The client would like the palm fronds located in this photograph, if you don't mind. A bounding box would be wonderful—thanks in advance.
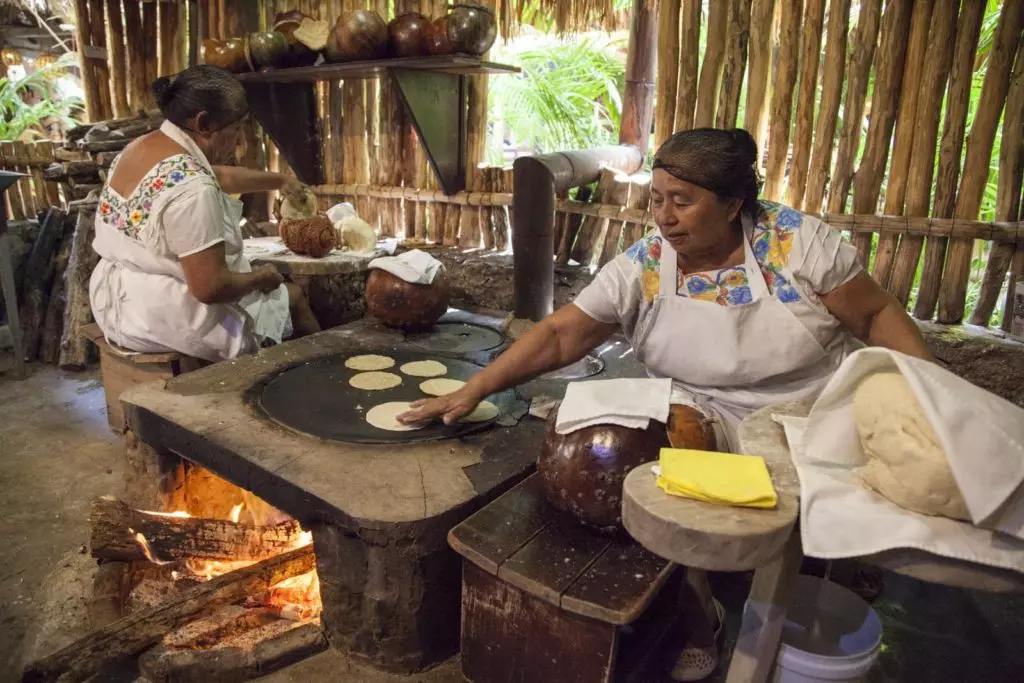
[0,51,83,141]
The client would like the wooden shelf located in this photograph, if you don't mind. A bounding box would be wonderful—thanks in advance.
[235,55,519,83]
[236,56,519,194]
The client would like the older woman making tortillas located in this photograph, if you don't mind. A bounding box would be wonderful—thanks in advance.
[89,65,320,362]
[401,128,935,680]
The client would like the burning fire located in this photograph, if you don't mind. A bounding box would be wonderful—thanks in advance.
[131,502,320,621]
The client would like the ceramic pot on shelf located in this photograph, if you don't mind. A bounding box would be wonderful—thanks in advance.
[201,38,249,73]
[387,12,432,59]
[247,31,291,70]
[272,10,320,68]
[325,9,388,63]
[444,3,497,56]
[364,269,450,331]
[425,16,453,56]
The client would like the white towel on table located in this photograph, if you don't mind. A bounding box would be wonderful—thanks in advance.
[774,347,1024,573]
[369,249,443,285]
[555,378,672,435]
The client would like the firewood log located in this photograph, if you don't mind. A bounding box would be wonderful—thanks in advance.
[18,209,66,361]
[41,219,75,365]
[89,497,304,563]
[20,545,315,683]
[58,209,100,370]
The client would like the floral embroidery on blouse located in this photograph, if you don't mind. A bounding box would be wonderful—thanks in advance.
[623,200,803,306]
[98,154,211,240]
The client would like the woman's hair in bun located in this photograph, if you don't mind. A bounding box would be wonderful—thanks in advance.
[653,127,763,218]
[151,65,248,132]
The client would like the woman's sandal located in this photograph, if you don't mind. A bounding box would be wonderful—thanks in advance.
[670,598,726,682]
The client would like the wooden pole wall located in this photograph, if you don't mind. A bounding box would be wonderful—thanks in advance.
[803,0,850,213]
[716,0,753,129]
[826,0,881,214]
[939,2,1024,324]
[743,0,776,155]
[104,0,130,119]
[849,0,913,265]
[694,0,727,128]
[654,0,681,145]
[887,0,959,306]
[673,0,701,131]
[620,0,657,152]
[762,0,802,201]
[87,0,113,119]
[783,0,825,209]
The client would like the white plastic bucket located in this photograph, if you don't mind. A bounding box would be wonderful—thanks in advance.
[771,575,883,683]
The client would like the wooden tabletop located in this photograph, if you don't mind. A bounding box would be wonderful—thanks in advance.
[621,402,805,572]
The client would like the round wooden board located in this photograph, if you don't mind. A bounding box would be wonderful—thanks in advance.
[622,402,804,572]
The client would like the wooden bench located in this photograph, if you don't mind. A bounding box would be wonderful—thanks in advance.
[81,323,204,432]
[449,473,683,683]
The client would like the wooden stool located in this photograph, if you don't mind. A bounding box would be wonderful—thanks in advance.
[82,323,204,433]
[449,473,682,683]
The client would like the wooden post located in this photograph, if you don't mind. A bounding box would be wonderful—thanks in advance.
[694,0,727,129]
[12,141,37,216]
[871,0,934,288]
[849,0,913,265]
[655,0,682,146]
[783,0,825,209]
[87,0,113,119]
[716,0,753,130]
[169,0,188,73]
[913,0,984,321]
[803,0,850,213]
[972,44,1024,327]
[887,0,959,306]
[743,0,776,155]
[674,0,701,132]
[619,0,657,153]
[938,2,1024,324]
[123,0,148,113]
[826,0,881,214]
[762,0,802,201]
[104,0,130,119]
[1,143,26,221]
[142,1,159,109]
[73,0,103,122]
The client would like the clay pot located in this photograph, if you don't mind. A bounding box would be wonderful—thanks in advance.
[201,38,248,73]
[444,3,497,56]
[325,10,388,63]
[426,17,453,56]
[272,11,319,67]
[387,12,431,59]
[538,404,717,533]
[247,31,291,70]
[365,269,450,331]
[279,216,337,258]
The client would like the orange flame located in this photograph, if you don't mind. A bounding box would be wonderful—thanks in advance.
[129,528,171,565]
[230,503,244,524]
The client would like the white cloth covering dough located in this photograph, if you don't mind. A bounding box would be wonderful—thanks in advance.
[366,402,426,432]
[420,378,466,396]
[400,360,448,378]
[345,354,396,371]
[460,401,499,423]
[349,371,402,391]
[853,371,970,521]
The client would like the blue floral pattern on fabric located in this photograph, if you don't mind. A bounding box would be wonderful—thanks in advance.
[98,154,211,240]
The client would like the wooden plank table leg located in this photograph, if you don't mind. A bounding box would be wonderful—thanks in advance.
[725,532,803,683]
[0,233,26,378]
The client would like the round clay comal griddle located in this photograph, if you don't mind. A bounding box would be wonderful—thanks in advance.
[256,350,516,444]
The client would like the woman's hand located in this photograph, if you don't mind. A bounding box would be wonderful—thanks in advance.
[398,386,485,426]
[252,265,284,293]
[280,176,307,198]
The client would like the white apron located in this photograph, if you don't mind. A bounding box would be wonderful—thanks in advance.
[633,224,854,450]
[89,122,290,362]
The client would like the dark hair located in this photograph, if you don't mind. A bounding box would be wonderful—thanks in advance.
[653,128,762,218]
[152,65,248,132]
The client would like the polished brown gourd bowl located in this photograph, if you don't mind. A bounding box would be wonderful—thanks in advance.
[364,269,450,331]
[325,9,388,63]
[538,404,717,533]
[444,3,497,56]
[387,12,432,59]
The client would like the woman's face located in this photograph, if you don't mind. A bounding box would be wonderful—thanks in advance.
[206,117,247,165]
[650,168,742,257]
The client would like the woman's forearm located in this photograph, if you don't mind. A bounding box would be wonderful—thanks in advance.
[867,302,934,361]
[198,271,264,304]
[213,166,288,195]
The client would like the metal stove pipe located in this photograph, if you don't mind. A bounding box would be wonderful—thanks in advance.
[511,145,645,322]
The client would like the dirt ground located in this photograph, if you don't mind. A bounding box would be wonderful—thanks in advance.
[2,361,1024,683]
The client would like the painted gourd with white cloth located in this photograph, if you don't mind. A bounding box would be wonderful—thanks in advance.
[365,250,450,331]
[539,400,717,534]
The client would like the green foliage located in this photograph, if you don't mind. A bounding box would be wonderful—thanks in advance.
[0,52,83,141]
[487,33,626,164]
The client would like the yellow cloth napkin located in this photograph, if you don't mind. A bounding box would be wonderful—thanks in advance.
[656,448,778,509]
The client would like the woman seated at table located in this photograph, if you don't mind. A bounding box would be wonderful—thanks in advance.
[89,65,320,363]
[401,128,934,680]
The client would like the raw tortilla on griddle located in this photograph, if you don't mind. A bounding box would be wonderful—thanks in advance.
[345,354,396,371]
[349,372,402,390]
[400,360,448,378]
[365,402,428,432]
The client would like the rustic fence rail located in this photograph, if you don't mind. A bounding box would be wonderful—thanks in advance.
[0,140,63,220]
